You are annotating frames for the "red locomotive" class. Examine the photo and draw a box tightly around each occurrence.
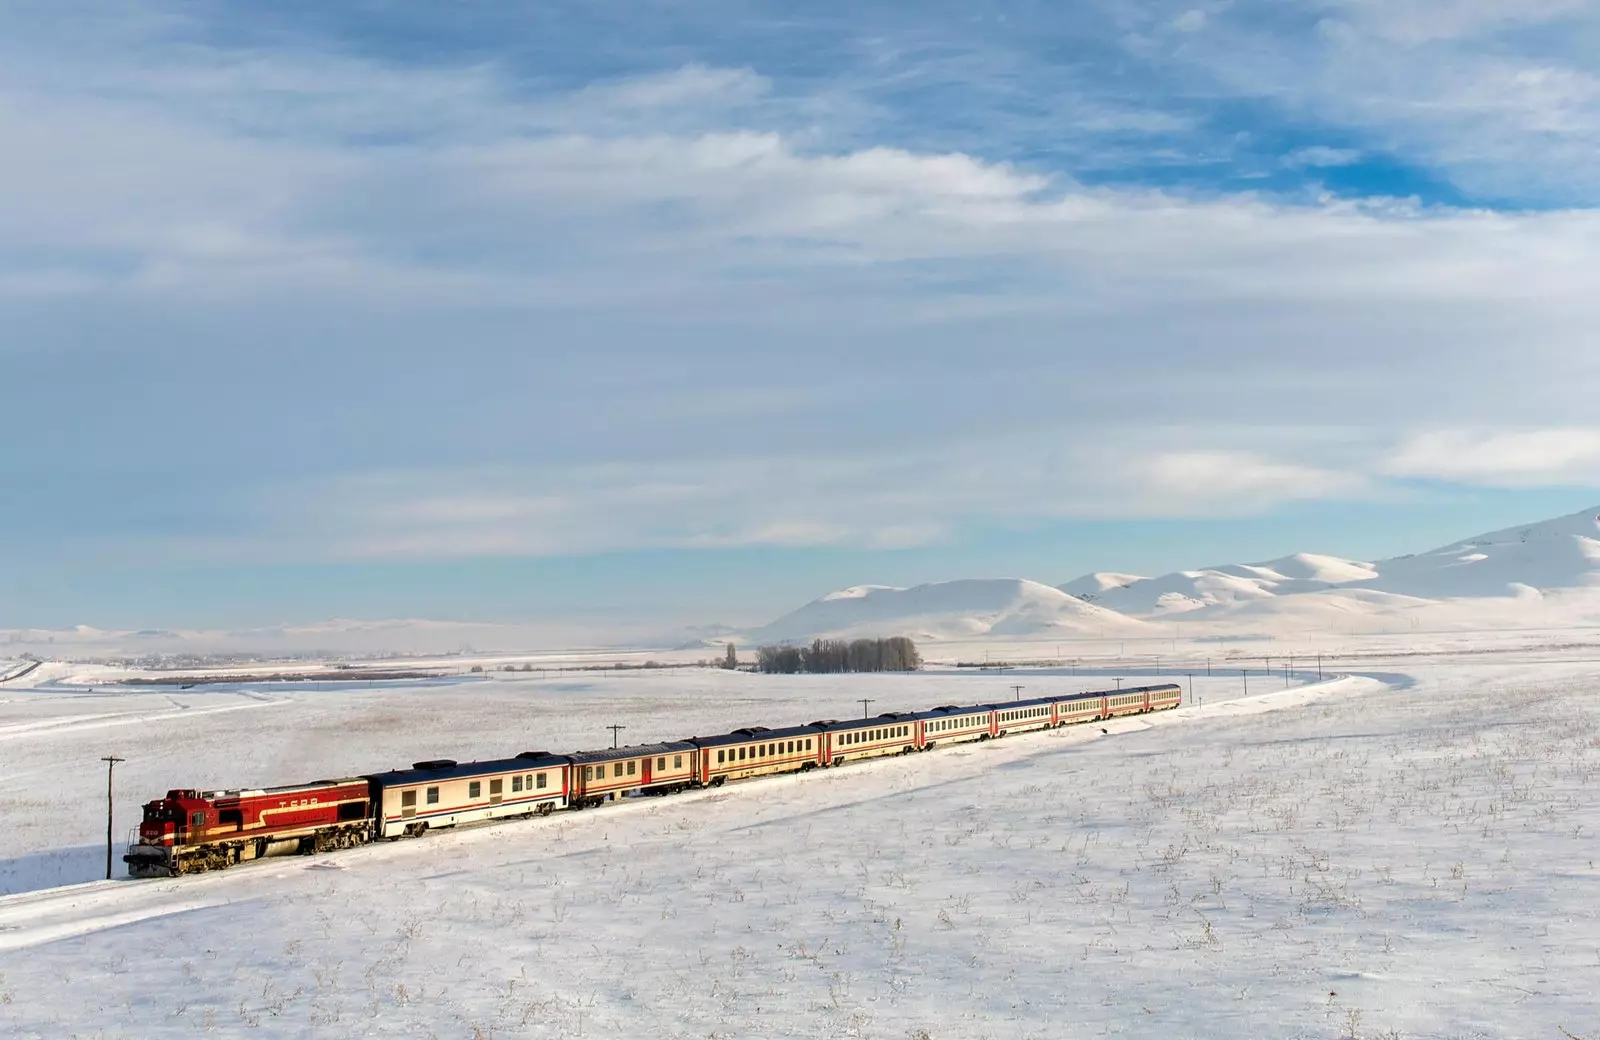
[125,779,373,877]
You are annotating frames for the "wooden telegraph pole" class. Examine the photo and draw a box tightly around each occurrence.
[101,755,125,880]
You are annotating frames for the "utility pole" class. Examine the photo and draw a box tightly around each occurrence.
[859,698,875,719]
[1114,677,1123,690]
[1186,673,1192,704]
[1317,653,1322,681]
[101,755,124,880]
[1011,684,1025,701]
[606,724,626,749]
[1206,656,1211,676]
[1243,669,1248,697]
[1154,655,1160,675]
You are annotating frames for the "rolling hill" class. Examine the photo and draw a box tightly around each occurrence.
[749,578,1152,643]
[754,506,1600,643]
[1053,506,1600,624]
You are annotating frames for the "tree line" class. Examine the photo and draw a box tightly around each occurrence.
[754,637,920,674]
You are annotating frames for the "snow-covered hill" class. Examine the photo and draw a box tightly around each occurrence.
[750,578,1151,643]
[749,506,1600,643]
[1057,571,1148,599]
[1053,506,1600,627]
[1364,508,1600,599]
[1062,553,1382,617]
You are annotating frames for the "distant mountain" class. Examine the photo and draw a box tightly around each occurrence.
[1363,507,1600,599]
[1056,506,1600,622]
[1061,553,1381,617]
[750,578,1152,643]
[1057,572,1148,599]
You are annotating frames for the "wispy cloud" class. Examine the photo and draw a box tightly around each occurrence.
[1125,0,1600,201]
[246,436,1377,562]
[1283,146,1363,168]
[1384,430,1600,487]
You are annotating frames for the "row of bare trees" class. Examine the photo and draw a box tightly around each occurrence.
[754,637,920,674]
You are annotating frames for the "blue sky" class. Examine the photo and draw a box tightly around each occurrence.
[3,0,1600,633]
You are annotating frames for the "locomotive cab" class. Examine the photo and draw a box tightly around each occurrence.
[136,790,211,846]
[125,791,218,876]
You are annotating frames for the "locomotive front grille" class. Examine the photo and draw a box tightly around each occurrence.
[123,844,177,878]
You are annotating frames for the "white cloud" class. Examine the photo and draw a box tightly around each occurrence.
[247,435,1378,561]
[568,65,771,111]
[1283,146,1363,168]
[1383,430,1600,486]
[1322,0,1592,45]
[1141,0,1600,200]
[1134,450,1367,507]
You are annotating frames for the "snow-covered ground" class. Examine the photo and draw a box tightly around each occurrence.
[0,667,1256,897]
[0,647,1598,1038]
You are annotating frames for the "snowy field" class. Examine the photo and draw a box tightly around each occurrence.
[0,667,1255,896]
[0,656,1597,1038]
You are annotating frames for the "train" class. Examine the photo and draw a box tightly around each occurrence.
[124,682,1181,878]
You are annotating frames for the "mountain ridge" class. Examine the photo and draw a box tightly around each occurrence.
[750,505,1600,642]
[750,577,1152,644]
[1053,504,1600,623]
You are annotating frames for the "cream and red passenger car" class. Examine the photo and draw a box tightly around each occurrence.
[993,697,1058,737]
[918,705,994,747]
[567,741,699,807]
[817,713,919,766]
[365,752,568,838]
[688,726,821,785]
